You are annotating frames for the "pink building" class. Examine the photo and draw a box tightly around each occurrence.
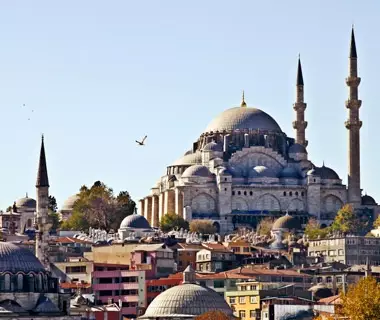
[131,243,175,279]
[92,263,145,318]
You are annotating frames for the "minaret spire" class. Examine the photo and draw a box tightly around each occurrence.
[345,26,362,206]
[240,90,247,107]
[292,55,308,147]
[36,134,49,187]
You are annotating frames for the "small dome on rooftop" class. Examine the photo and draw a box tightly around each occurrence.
[202,141,223,152]
[362,194,377,206]
[272,214,302,231]
[15,197,36,209]
[120,214,151,230]
[61,194,79,211]
[182,165,212,178]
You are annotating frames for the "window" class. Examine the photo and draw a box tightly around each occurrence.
[283,191,286,196]
[250,296,257,303]
[326,276,332,283]
[338,249,344,256]
[213,280,224,288]
[239,296,246,304]
[239,310,246,319]
[240,285,247,291]
[65,266,86,273]
[229,297,236,304]
[250,310,256,318]
[243,247,250,253]
[199,281,206,287]
[238,191,241,195]
[250,191,253,196]
[301,191,304,196]
[232,191,235,195]
[336,276,343,283]
[244,191,247,196]
[328,250,336,256]
[289,191,293,196]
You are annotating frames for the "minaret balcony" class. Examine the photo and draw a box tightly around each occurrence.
[293,102,306,111]
[292,120,308,130]
[345,120,362,129]
[345,99,362,109]
[345,77,361,87]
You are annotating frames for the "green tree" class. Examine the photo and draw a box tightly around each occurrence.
[160,212,189,232]
[256,217,273,236]
[5,206,12,212]
[49,212,60,232]
[48,196,58,213]
[304,218,330,240]
[373,215,380,229]
[331,204,364,235]
[341,276,380,319]
[60,181,135,231]
[190,220,216,234]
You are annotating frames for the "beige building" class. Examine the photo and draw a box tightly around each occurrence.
[139,28,379,234]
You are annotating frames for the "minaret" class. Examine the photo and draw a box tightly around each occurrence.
[35,135,51,270]
[345,27,362,205]
[292,56,308,146]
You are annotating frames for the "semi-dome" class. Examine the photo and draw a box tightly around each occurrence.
[315,165,340,180]
[15,197,36,209]
[172,151,202,166]
[140,284,233,319]
[272,214,302,231]
[0,242,45,273]
[202,141,223,152]
[182,165,212,178]
[279,167,301,179]
[120,214,151,230]
[362,194,377,206]
[204,107,282,133]
[289,143,307,154]
[61,194,79,211]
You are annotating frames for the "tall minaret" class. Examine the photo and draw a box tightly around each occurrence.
[345,27,362,205]
[35,135,51,270]
[292,56,308,146]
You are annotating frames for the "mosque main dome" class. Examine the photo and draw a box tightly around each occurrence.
[204,107,282,133]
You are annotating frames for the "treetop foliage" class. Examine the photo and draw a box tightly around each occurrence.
[160,212,189,232]
[189,220,216,234]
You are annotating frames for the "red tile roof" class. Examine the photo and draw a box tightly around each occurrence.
[60,282,91,289]
[52,237,92,244]
[226,266,312,277]
[319,295,342,305]
[201,243,232,252]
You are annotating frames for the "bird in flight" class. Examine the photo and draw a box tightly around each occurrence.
[136,135,147,146]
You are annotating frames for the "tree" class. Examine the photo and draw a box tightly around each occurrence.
[331,204,364,235]
[5,206,12,212]
[195,310,230,320]
[373,215,380,229]
[256,217,273,236]
[49,212,60,232]
[60,181,135,231]
[190,220,216,234]
[341,276,380,319]
[304,218,330,240]
[48,195,58,213]
[160,212,189,232]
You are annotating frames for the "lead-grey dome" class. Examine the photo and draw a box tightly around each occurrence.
[315,165,340,180]
[120,214,151,230]
[61,194,79,211]
[15,197,36,209]
[272,214,301,231]
[140,283,234,319]
[362,195,377,206]
[172,151,202,166]
[0,242,45,273]
[182,165,212,178]
[204,107,282,133]
[202,141,223,152]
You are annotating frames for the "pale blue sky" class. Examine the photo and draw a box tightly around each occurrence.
[1,1,380,210]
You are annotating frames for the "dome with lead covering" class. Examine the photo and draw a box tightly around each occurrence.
[182,165,212,178]
[0,242,45,273]
[61,194,79,211]
[15,197,36,210]
[120,214,151,230]
[204,107,282,133]
[202,141,223,152]
[272,214,302,231]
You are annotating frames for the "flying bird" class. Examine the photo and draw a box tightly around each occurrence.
[136,135,147,146]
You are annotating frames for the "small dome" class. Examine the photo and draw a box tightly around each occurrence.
[279,167,301,179]
[15,197,36,209]
[0,242,45,273]
[252,166,277,178]
[315,165,340,180]
[272,214,301,231]
[172,151,202,166]
[204,107,282,133]
[141,283,234,319]
[219,167,233,176]
[120,214,151,230]
[61,194,79,211]
[362,195,377,206]
[289,143,307,154]
[182,165,212,178]
[202,141,223,152]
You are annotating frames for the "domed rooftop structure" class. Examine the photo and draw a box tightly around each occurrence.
[204,107,282,133]
[120,214,151,230]
[139,265,234,319]
[15,196,36,210]
[0,242,45,273]
[315,165,340,180]
[289,143,307,154]
[182,165,212,178]
[172,151,202,166]
[61,194,79,211]
[202,141,223,152]
[272,213,302,231]
[362,194,377,206]
[279,167,301,179]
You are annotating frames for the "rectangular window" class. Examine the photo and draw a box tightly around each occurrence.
[328,250,336,256]
[213,280,224,288]
[229,297,236,304]
[65,266,86,273]
[240,285,247,291]
[239,310,246,319]
[243,247,250,253]
[250,310,256,318]
[338,249,344,256]
[239,296,245,304]
[336,276,343,283]
[250,296,257,303]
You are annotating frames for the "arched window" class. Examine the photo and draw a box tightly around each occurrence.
[289,191,293,197]
[17,274,23,291]
[283,191,287,196]
[4,274,10,291]
[28,274,34,292]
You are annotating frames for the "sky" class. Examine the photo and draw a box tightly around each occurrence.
[1,1,380,210]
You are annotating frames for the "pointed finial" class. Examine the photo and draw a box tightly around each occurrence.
[297,55,304,86]
[240,90,247,107]
[350,25,357,58]
[322,161,325,167]
[26,192,28,198]
[36,135,49,188]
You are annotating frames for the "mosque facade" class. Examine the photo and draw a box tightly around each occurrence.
[139,28,380,234]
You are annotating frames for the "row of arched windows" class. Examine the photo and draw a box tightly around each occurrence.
[0,272,49,293]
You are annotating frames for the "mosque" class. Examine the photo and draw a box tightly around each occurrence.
[139,28,380,234]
